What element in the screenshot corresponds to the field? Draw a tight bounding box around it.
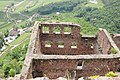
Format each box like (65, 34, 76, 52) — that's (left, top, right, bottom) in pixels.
(0, 23, 13, 33)
(10, 32, 31, 45)
(15, 0, 66, 12)
(0, 22, 4, 25)
(0, 0, 19, 10)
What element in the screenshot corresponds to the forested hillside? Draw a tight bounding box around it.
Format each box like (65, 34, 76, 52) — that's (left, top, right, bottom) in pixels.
(75, 0, 120, 33)
(37, 0, 85, 15)
(36, 0, 120, 33)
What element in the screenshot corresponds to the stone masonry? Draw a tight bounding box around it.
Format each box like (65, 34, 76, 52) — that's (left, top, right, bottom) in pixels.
(20, 22, 120, 80)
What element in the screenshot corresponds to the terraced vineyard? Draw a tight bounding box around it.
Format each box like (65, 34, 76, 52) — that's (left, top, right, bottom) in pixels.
(15, 0, 65, 12)
(0, 0, 20, 10)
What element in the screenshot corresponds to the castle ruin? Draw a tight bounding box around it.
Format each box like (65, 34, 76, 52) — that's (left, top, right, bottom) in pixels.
(20, 22, 120, 80)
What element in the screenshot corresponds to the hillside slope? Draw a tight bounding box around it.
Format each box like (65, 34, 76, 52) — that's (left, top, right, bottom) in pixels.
(75, 0, 120, 33)
(32, 0, 120, 33)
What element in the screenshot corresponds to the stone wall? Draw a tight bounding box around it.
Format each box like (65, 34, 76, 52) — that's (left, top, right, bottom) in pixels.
(20, 22, 120, 80)
(97, 28, 120, 54)
(112, 34, 120, 50)
(32, 59, 120, 79)
(39, 23, 97, 55)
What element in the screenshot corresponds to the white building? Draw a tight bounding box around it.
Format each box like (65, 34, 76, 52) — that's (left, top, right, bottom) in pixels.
(89, 0, 98, 4)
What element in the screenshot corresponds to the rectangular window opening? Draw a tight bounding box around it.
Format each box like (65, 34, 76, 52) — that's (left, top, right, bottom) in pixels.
(58, 41, 64, 48)
(45, 41, 52, 47)
(42, 26, 49, 33)
(54, 26, 61, 34)
(77, 61, 84, 70)
(91, 44, 94, 49)
(71, 42, 77, 49)
(64, 27, 71, 34)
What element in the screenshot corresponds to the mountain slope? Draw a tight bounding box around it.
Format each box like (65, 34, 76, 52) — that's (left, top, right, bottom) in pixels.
(75, 0, 120, 33)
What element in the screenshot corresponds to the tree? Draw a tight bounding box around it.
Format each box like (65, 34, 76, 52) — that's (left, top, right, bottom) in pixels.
(11, 3, 14, 6)
(0, 33, 4, 49)
(4, 30, 9, 37)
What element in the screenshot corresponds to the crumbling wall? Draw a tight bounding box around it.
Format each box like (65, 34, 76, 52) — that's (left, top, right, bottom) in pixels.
(112, 35, 120, 50)
(76, 59, 120, 79)
(81, 37, 102, 54)
(32, 59, 77, 79)
(97, 29, 113, 54)
(20, 22, 120, 80)
(32, 59, 120, 79)
(34, 28, 42, 54)
(39, 23, 96, 55)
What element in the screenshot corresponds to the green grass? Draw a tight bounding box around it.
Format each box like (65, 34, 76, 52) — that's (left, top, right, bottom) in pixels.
(0, 32, 31, 59)
(0, 23, 13, 33)
(0, 38, 30, 78)
(15, 0, 30, 12)
(28, 0, 66, 11)
(10, 32, 31, 45)
(0, 1, 19, 10)
(16, 21, 26, 28)
(0, 46, 12, 61)
(39, 12, 98, 35)
(0, 22, 5, 25)
(85, 0, 104, 8)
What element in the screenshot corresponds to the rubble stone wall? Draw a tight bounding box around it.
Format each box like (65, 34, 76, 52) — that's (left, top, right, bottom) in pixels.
(113, 35, 120, 50)
(39, 23, 97, 55)
(32, 59, 120, 79)
(20, 22, 120, 80)
(97, 29, 112, 54)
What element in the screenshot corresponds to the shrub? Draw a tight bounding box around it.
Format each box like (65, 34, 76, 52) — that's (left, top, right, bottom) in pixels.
(9, 69, 16, 77)
(105, 71, 117, 77)
(110, 48, 118, 54)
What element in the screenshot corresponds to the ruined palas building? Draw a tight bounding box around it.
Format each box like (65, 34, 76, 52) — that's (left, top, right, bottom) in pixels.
(20, 21, 120, 79)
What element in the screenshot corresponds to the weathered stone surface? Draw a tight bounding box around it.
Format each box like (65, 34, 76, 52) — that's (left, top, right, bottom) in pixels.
(97, 28, 119, 54)
(20, 22, 120, 80)
(112, 34, 120, 50)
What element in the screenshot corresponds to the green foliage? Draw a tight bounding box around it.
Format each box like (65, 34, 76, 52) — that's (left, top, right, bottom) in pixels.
(110, 48, 118, 54)
(0, 40, 29, 78)
(0, 0, 19, 10)
(37, 0, 85, 15)
(49, 14, 98, 35)
(105, 71, 117, 77)
(4, 30, 9, 37)
(9, 69, 16, 77)
(0, 33, 4, 49)
(0, 11, 27, 22)
(85, 0, 104, 8)
(75, 0, 120, 33)
(90, 75, 99, 79)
